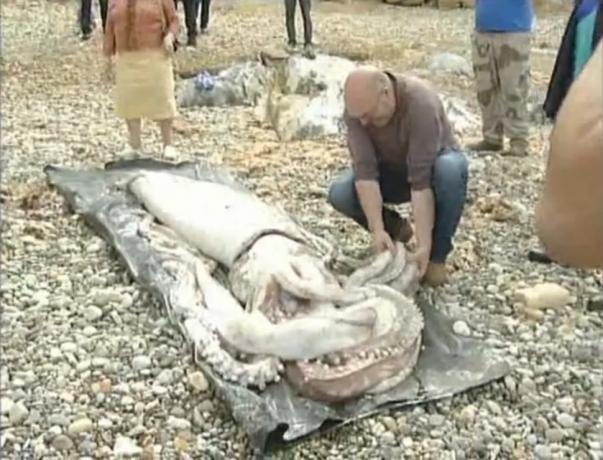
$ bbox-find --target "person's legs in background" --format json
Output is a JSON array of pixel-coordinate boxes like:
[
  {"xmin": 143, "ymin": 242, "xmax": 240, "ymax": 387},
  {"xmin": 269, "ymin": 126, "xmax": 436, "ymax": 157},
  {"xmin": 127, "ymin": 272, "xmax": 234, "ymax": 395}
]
[
  {"xmin": 184, "ymin": 0, "xmax": 200, "ymax": 47},
  {"xmin": 284, "ymin": 0, "xmax": 297, "ymax": 50},
  {"xmin": 497, "ymin": 32, "xmax": 532, "ymax": 156},
  {"xmin": 468, "ymin": 32, "xmax": 504, "ymax": 152},
  {"xmin": 299, "ymin": 0, "xmax": 315, "ymax": 57},
  {"xmin": 99, "ymin": 0, "xmax": 109, "ymax": 33},
  {"xmin": 80, "ymin": 0, "xmax": 94, "ymax": 40},
  {"xmin": 200, "ymin": 0, "xmax": 211, "ymax": 33}
]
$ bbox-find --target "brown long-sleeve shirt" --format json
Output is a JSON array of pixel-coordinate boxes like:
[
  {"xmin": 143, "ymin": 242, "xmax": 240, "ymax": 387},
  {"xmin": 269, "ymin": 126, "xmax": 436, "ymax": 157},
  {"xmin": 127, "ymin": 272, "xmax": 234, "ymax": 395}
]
[
  {"xmin": 103, "ymin": 0, "xmax": 179, "ymax": 56},
  {"xmin": 345, "ymin": 72, "xmax": 459, "ymax": 190}
]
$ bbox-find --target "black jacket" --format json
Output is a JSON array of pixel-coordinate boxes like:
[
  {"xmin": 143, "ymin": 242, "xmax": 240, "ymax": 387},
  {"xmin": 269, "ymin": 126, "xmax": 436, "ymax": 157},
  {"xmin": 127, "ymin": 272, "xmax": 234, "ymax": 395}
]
[{"xmin": 543, "ymin": 0, "xmax": 603, "ymax": 120}]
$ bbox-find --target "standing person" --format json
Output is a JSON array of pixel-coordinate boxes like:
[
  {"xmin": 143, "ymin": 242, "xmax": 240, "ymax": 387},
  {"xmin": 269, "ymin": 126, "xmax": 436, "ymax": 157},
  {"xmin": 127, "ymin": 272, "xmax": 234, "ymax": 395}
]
[
  {"xmin": 468, "ymin": 0, "xmax": 534, "ymax": 156},
  {"xmin": 103, "ymin": 0, "xmax": 180, "ymax": 159},
  {"xmin": 327, "ymin": 67, "xmax": 469, "ymax": 287},
  {"xmin": 284, "ymin": 0, "xmax": 315, "ymax": 58},
  {"xmin": 199, "ymin": 0, "xmax": 212, "ymax": 35},
  {"xmin": 173, "ymin": 0, "xmax": 211, "ymax": 47},
  {"xmin": 543, "ymin": 0, "xmax": 602, "ymax": 120},
  {"xmin": 80, "ymin": 0, "xmax": 108, "ymax": 40}
]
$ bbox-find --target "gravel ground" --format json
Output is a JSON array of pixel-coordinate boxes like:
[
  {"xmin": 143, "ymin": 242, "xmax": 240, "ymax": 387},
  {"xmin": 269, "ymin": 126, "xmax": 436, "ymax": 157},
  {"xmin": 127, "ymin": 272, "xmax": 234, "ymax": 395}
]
[{"xmin": 2, "ymin": 0, "xmax": 602, "ymax": 458}]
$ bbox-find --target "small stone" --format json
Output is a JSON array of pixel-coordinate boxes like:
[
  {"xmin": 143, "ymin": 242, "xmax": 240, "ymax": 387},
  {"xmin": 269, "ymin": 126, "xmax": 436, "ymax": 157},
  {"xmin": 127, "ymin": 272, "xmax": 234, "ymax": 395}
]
[
  {"xmin": 587, "ymin": 295, "xmax": 603, "ymax": 312},
  {"xmin": 556, "ymin": 413, "xmax": 575, "ymax": 429},
  {"xmin": 68, "ymin": 417, "xmax": 94, "ymax": 435},
  {"xmin": 156, "ymin": 369, "xmax": 173, "ymax": 385},
  {"xmin": 545, "ymin": 428, "xmax": 565, "ymax": 443},
  {"xmin": 1, "ymin": 397, "xmax": 14, "ymax": 416},
  {"xmin": 60, "ymin": 342, "xmax": 78, "ymax": 354},
  {"xmin": 84, "ymin": 306, "xmax": 103, "ymax": 322},
  {"xmin": 49, "ymin": 347, "xmax": 63, "ymax": 362},
  {"xmin": 429, "ymin": 414, "xmax": 445, "ymax": 427},
  {"xmin": 98, "ymin": 418, "xmax": 112, "ymax": 429},
  {"xmin": 132, "ymin": 355, "xmax": 152, "ymax": 371},
  {"xmin": 113, "ymin": 436, "xmax": 142, "ymax": 457},
  {"xmin": 534, "ymin": 444, "xmax": 552, "ymax": 459},
  {"xmin": 167, "ymin": 416, "xmax": 191, "ymax": 431},
  {"xmin": 485, "ymin": 400, "xmax": 501, "ymax": 415},
  {"xmin": 453, "ymin": 320, "xmax": 471, "ymax": 336},
  {"xmin": 52, "ymin": 434, "xmax": 74, "ymax": 451},
  {"xmin": 9, "ymin": 401, "xmax": 29, "ymax": 425},
  {"xmin": 380, "ymin": 431, "xmax": 396, "ymax": 445},
  {"xmin": 458, "ymin": 405, "xmax": 476, "ymax": 427},
  {"xmin": 381, "ymin": 416, "xmax": 397, "ymax": 433},
  {"xmin": 187, "ymin": 371, "xmax": 209, "ymax": 392},
  {"xmin": 92, "ymin": 288, "xmax": 123, "ymax": 307}
]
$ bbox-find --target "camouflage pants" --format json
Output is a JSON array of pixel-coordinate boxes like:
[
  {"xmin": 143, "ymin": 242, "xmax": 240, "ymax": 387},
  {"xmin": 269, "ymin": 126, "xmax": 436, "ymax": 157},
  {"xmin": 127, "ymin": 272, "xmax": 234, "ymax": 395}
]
[{"xmin": 471, "ymin": 32, "xmax": 532, "ymax": 145}]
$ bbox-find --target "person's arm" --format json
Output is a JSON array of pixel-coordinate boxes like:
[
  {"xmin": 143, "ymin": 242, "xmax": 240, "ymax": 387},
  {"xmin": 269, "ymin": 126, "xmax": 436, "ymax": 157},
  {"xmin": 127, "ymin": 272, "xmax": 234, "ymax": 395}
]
[
  {"xmin": 345, "ymin": 114, "xmax": 394, "ymax": 252},
  {"xmin": 406, "ymin": 94, "xmax": 442, "ymax": 273},
  {"xmin": 102, "ymin": 3, "xmax": 115, "ymax": 57},
  {"xmin": 356, "ymin": 180, "xmax": 384, "ymax": 232},
  {"xmin": 410, "ymin": 187, "xmax": 435, "ymax": 255},
  {"xmin": 162, "ymin": 0, "xmax": 179, "ymax": 36}
]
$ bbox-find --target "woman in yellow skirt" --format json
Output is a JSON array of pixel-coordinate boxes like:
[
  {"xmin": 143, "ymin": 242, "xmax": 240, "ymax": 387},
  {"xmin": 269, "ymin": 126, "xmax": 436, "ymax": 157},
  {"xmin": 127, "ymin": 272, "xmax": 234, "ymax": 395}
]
[{"xmin": 103, "ymin": 0, "xmax": 180, "ymax": 159}]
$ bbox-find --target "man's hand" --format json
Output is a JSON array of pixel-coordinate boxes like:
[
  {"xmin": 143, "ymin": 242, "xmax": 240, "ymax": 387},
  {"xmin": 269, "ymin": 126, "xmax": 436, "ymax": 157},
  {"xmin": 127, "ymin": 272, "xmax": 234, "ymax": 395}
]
[
  {"xmin": 163, "ymin": 32, "xmax": 175, "ymax": 55},
  {"xmin": 372, "ymin": 229, "xmax": 394, "ymax": 254}
]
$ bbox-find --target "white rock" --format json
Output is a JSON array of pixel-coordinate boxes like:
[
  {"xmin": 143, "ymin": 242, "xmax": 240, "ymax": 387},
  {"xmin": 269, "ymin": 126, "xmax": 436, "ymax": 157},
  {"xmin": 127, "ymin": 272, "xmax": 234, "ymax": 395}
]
[
  {"xmin": 60, "ymin": 342, "xmax": 78, "ymax": 354},
  {"xmin": 187, "ymin": 371, "xmax": 209, "ymax": 392},
  {"xmin": 68, "ymin": 417, "xmax": 94, "ymax": 435},
  {"xmin": 156, "ymin": 369, "xmax": 173, "ymax": 385},
  {"xmin": 514, "ymin": 283, "xmax": 571, "ymax": 310},
  {"xmin": 167, "ymin": 416, "xmax": 191, "ymax": 431},
  {"xmin": 113, "ymin": 436, "xmax": 142, "ymax": 457},
  {"xmin": 1, "ymin": 398, "xmax": 14, "ymax": 416},
  {"xmin": 429, "ymin": 52, "xmax": 473, "ymax": 77},
  {"xmin": 84, "ymin": 305, "xmax": 103, "ymax": 322},
  {"xmin": 98, "ymin": 418, "xmax": 113, "ymax": 429},
  {"xmin": 452, "ymin": 320, "xmax": 471, "ymax": 336},
  {"xmin": 132, "ymin": 355, "xmax": 152, "ymax": 371},
  {"xmin": 49, "ymin": 347, "xmax": 63, "ymax": 362},
  {"xmin": 9, "ymin": 401, "xmax": 29, "ymax": 425},
  {"xmin": 92, "ymin": 288, "xmax": 123, "ymax": 307}
]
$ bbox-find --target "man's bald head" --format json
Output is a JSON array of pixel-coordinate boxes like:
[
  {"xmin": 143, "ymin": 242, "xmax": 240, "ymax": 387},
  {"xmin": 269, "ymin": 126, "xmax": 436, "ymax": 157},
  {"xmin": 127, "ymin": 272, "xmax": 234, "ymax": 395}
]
[{"xmin": 344, "ymin": 67, "xmax": 396, "ymax": 127}]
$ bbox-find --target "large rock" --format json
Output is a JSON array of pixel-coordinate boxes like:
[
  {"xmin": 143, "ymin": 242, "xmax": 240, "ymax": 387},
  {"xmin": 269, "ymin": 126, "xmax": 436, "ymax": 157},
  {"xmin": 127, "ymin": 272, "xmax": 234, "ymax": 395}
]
[
  {"xmin": 179, "ymin": 52, "xmax": 479, "ymax": 141},
  {"xmin": 429, "ymin": 52, "xmax": 473, "ymax": 77},
  {"xmin": 177, "ymin": 62, "xmax": 272, "ymax": 108},
  {"xmin": 256, "ymin": 54, "xmax": 357, "ymax": 141}
]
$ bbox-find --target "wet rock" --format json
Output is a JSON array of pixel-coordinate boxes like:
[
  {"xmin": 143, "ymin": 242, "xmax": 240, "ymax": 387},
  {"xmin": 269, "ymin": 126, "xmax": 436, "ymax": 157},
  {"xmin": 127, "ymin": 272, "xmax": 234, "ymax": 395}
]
[{"xmin": 452, "ymin": 320, "xmax": 471, "ymax": 336}]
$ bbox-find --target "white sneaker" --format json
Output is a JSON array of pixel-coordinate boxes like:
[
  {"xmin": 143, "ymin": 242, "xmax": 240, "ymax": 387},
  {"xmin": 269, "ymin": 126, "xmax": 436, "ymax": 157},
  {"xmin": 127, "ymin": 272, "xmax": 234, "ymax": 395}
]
[
  {"xmin": 163, "ymin": 145, "xmax": 179, "ymax": 160},
  {"xmin": 115, "ymin": 145, "xmax": 141, "ymax": 160}
]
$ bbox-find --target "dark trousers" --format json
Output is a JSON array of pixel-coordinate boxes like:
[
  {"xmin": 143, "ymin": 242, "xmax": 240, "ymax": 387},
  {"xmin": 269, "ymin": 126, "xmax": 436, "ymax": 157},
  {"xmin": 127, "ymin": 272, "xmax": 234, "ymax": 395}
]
[
  {"xmin": 327, "ymin": 149, "xmax": 469, "ymax": 263},
  {"xmin": 284, "ymin": 0, "xmax": 313, "ymax": 46},
  {"xmin": 80, "ymin": 0, "xmax": 108, "ymax": 35},
  {"xmin": 175, "ymin": 0, "xmax": 211, "ymax": 38}
]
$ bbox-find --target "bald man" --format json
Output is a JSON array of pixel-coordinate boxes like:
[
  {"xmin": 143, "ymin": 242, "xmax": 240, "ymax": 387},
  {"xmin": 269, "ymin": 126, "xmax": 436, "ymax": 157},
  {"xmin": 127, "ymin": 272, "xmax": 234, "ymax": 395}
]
[{"xmin": 328, "ymin": 68, "xmax": 469, "ymax": 286}]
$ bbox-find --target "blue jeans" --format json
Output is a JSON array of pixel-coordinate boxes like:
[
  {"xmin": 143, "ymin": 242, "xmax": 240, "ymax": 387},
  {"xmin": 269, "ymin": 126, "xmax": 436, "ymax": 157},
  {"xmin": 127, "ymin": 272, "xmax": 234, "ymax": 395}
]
[{"xmin": 327, "ymin": 149, "xmax": 469, "ymax": 263}]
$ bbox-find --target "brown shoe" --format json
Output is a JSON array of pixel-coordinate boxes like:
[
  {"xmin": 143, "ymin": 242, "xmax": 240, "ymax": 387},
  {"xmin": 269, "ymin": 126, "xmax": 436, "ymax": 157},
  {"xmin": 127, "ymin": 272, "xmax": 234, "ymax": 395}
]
[
  {"xmin": 502, "ymin": 139, "xmax": 529, "ymax": 157},
  {"xmin": 466, "ymin": 139, "xmax": 503, "ymax": 152},
  {"xmin": 422, "ymin": 262, "xmax": 448, "ymax": 287}
]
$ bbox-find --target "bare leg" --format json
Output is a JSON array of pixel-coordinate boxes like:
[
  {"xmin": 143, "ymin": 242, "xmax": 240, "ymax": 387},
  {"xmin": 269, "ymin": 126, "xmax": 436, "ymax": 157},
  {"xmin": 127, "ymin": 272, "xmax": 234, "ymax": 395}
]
[{"xmin": 126, "ymin": 119, "xmax": 142, "ymax": 149}]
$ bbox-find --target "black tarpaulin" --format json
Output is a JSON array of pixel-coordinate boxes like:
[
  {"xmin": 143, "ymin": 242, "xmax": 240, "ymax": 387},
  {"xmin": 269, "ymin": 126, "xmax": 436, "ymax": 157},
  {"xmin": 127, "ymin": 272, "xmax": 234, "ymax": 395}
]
[{"xmin": 44, "ymin": 159, "xmax": 510, "ymax": 454}]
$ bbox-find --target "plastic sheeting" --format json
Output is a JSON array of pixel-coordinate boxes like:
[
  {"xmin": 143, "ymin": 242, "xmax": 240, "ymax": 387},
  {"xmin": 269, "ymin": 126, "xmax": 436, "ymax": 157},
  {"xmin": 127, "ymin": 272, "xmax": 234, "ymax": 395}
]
[{"xmin": 44, "ymin": 159, "xmax": 510, "ymax": 454}]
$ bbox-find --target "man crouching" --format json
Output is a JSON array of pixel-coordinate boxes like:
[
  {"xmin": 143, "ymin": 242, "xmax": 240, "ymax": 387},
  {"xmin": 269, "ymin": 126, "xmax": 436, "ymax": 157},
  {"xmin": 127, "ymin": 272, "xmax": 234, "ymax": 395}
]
[{"xmin": 328, "ymin": 67, "xmax": 469, "ymax": 287}]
